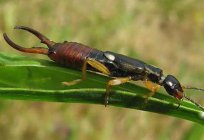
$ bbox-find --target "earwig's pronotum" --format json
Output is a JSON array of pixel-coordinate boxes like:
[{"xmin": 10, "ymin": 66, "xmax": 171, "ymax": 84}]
[{"xmin": 3, "ymin": 26, "xmax": 204, "ymax": 111}]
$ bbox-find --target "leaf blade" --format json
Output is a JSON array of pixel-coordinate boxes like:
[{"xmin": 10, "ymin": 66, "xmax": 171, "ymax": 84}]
[{"xmin": 0, "ymin": 53, "xmax": 204, "ymax": 124}]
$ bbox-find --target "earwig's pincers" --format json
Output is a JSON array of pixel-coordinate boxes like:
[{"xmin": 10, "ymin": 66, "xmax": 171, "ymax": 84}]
[
  {"xmin": 3, "ymin": 26, "xmax": 56, "ymax": 55},
  {"xmin": 3, "ymin": 26, "xmax": 204, "ymax": 112},
  {"xmin": 14, "ymin": 26, "xmax": 56, "ymax": 47}
]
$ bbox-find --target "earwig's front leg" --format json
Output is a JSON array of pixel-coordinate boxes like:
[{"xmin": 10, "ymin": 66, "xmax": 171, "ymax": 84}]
[
  {"xmin": 144, "ymin": 80, "xmax": 160, "ymax": 103},
  {"xmin": 105, "ymin": 77, "xmax": 132, "ymax": 106}
]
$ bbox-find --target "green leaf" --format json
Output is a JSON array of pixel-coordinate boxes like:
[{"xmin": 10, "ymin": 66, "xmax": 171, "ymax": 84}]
[{"xmin": 0, "ymin": 53, "xmax": 204, "ymax": 124}]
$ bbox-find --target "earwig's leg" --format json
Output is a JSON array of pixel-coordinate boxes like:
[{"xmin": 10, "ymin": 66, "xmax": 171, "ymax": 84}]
[
  {"xmin": 63, "ymin": 58, "xmax": 110, "ymax": 86},
  {"xmin": 176, "ymin": 99, "xmax": 181, "ymax": 109},
  {"xmin": 144, "ymin": 80, "xmax": 160, "ymax": 103},
  {"xmin": 62, "ymin": 59, "xmax": 88, "ymax": 86},
  {"xmin": 105, "ymin": 77, "xmax": 131, "ymax": 106}
]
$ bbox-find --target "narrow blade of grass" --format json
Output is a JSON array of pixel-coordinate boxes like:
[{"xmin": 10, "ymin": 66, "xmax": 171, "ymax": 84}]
[{"xmin": 0, "ymin": 53, "xmax": 204, "ymax": 124}]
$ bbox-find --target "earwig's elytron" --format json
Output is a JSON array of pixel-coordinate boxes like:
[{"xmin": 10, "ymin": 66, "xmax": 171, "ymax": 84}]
[{"xmin": 3, "ymin": 26, "xmax": 204, "ymax": 111}]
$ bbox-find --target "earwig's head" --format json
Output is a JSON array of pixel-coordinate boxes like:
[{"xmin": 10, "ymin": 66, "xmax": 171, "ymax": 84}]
[
  {"xmin": 163, "ymin": 75, "xmax": 204, "ymax": 111},
  {"xmin": 163, "ymin": 75, "xmax": 184, "ymax": 100}
]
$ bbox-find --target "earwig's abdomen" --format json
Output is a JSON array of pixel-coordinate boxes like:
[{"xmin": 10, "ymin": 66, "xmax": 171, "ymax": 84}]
[{"xmin": 48, "ymin": 42, "xmax": 94, "ymax": 69}]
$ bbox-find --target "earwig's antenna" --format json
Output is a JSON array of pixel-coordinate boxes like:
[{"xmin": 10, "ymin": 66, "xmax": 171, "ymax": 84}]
[
  {"xmin": 185, "ymin": 87, "xmax": 204, "ymax": 92},
  {"xmin": 183, "ymin": 86, "xmax": 204, "ymax": 92},
  {"xmin": 184, "ymin": 94, "xmax": 204, "ymax": 112},
  {"xmin": 182, "ymin": 86, "xmax": 204, "ymax": 111}
]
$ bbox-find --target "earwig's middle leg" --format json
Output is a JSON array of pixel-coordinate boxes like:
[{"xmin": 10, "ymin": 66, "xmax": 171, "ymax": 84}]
[{"xmin": 105, "ymin": 77, "xmax": 131, "ymax": 106}]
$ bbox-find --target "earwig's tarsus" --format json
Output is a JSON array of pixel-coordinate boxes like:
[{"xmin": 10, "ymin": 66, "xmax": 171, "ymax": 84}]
[{"xmin": 176, "ymin": 99, "xmax": 181, "ymax": 109}]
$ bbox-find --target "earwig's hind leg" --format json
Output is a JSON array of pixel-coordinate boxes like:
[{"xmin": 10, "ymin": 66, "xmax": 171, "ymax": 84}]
[
  {"xmin": 62, "ymin": 59, "xmax": 87, "ymax": 86},
  {"xmin": 62, "ymin": 58, "xmax": 111, "ymax": 86},
  {"xmin": 105, "ymin": 77, "xmax": 131, "ymax": 107},
  {"xmin": 143, "ymin": 80, "xmax": 160, "ymax": 103}
]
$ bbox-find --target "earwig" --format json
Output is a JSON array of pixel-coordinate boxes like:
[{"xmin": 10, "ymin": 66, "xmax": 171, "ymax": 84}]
[{"xmin": 3, "ymin": 26, "xmax": 204, "ymax": 111}]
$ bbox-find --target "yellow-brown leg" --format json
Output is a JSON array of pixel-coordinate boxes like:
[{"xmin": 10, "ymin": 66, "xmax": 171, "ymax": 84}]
[
  {"xmin": 62, "ymin": 59, "xmax": 88, "ymax": 86},
  {"xmin": 143, "ymin": 80, "xmax": 160, "ymax": 103},
  {"xmin": 105, "ymin": 77, "xmax": 131, "ymax": 106},
  {"xmin": 62, "ymin": 58, "xmax": 110, "ymax": 86}
]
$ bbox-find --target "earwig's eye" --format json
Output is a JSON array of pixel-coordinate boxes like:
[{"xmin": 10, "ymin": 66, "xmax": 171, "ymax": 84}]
[{"xmin": 104, "ymin": 52, "xmax": 115, "ymax": 61}]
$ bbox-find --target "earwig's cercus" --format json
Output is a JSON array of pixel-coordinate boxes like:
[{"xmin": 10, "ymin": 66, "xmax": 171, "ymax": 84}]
[{"xmin": 3, "ymin": 26, "xmax": 204, "ymax": 111}]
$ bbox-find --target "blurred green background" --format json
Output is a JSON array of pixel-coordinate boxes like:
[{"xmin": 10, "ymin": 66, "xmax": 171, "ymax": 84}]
[{"xmin": 0, "ymin": 0, "xmax": 204, "ymax": 140}]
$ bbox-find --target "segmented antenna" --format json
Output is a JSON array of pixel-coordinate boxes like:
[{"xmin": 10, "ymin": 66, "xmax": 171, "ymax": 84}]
[
  {"xmin": 184, "ymin": 95, "xmax": 204, "ymax": 112},
  {"xmin": 183, "ymin": 86, "xmax": 204, "ymax": 92}
]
